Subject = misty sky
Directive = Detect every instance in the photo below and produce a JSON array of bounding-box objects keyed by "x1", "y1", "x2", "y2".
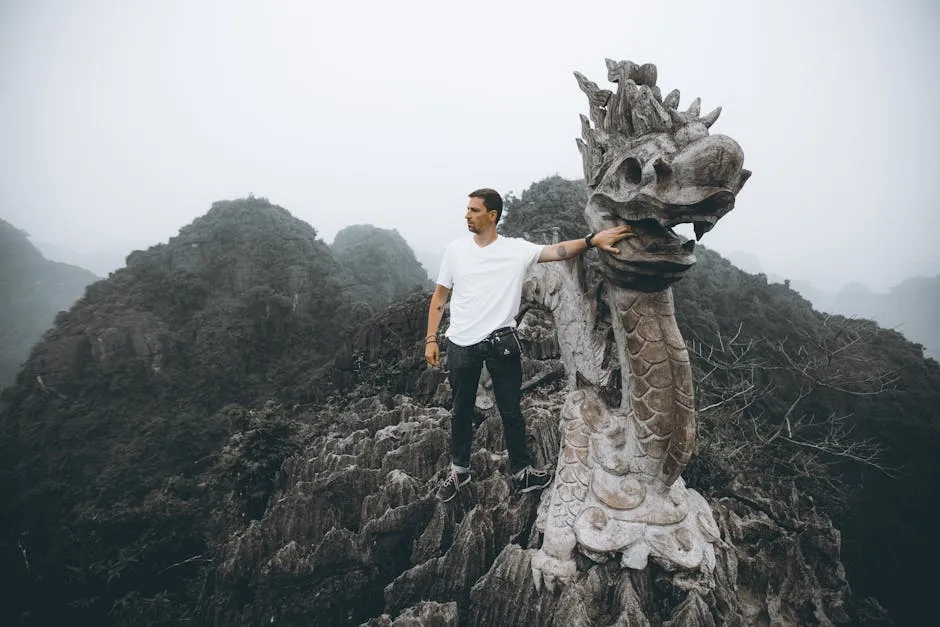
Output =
[{"x1": 2, "y1": 0, "x2": 938, "y2": 291}]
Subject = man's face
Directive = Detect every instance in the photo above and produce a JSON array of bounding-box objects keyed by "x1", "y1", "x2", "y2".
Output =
[{"x1": 465, "y1": 196, "x2": 495, "y2": 233}]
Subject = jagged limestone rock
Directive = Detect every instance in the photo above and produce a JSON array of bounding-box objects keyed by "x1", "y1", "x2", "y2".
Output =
[
  {"x1": 202, "y1": 383, "x2": 868, "y2": 625},
  {"x1": 364, "y1": 601, "x2": 458, "y2": 627},
  {"x1": 525, "y1": 59, "x2": 749, "y2": 591}
]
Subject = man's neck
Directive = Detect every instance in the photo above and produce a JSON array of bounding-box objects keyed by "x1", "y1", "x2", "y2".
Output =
[{"x1": 473, "y1": 228, "x2": 498, "y2": 247}]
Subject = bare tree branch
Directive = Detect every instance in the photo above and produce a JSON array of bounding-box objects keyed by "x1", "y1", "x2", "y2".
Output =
[{"x1": 688, "y1": 321, "x2": 900, "y2": 504}]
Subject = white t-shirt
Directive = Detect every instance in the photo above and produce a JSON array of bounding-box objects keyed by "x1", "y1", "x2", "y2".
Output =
[{"x1": 436, "y1": 235, "x2": 544, "y2": 346}]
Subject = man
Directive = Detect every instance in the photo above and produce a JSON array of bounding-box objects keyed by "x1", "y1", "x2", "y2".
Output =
[{"x1": 425, "y1": 187, "x2": 632, "y2": 502}]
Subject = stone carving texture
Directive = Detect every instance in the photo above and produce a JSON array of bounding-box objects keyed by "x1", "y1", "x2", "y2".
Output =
[{"x1": 527, "y1": 59, "x2": 750, "y2": 589}]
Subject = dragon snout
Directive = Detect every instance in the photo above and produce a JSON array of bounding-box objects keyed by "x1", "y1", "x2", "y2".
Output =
[{"x1": 669, "y1": 134, "x2": 747, "y2": 191}]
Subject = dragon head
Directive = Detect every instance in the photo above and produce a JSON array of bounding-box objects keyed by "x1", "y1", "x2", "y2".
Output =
[{"x1": 577, "y1": 60, "x2": 750, "y2": 291}]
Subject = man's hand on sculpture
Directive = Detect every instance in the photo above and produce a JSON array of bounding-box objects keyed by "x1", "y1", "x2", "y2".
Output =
[
  {"x1": 425, "y1": 339, "x2": 440, "y2": 367},
  {"x1": 592, "y1": 225, "x2": 635, "y2": 254}
]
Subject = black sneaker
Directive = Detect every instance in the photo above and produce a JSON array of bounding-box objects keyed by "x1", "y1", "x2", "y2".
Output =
[
  {"x1": 514, "y1": 466, "x2": 552, "y2": 493},
  {"x1": 437, "y1": 469, "x2": 471, "y2": 502}
]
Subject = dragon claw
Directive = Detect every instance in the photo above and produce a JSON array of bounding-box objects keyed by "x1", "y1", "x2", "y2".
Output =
[{"x1": 530, "y1": 549, "x2": 577, "y2": 592}]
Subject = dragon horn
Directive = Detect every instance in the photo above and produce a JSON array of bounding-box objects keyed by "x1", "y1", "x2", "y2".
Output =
[
  {"x1": 574, "y1": 71, "x2": 598, "y2": 98},
  {"x1": 663, "y1": 89, "x2": 680, "y2": 110},
  {"x1": 574, "y1": 72, "x2": 610, "y2": 108},
  {"x1": 637, "y1": 63, "x2": 658, "y2": 86},
  {"x1": 579, "y1": 113, "x2": 592, "y2": 138},
  {"x1": 700, "y1": 106, "x2": 722, "y2": 128},
  {"x1": 606, "y1": 58, "x2": 637, "y2": 83},
  {"x1": 667, "y1": 108, "x2": 685, "y2": 126},
  {"x1": 686, "y1": 97, "x2": 701, "y2": 117}
]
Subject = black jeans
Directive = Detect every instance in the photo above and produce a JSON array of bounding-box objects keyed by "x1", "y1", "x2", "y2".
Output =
[{"x1": 446, "y1": 331, "x2": 531, "y2": 474}]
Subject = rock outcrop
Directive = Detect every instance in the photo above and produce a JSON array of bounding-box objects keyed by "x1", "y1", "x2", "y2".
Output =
[
  {"x1": 203, "y1": 312, "x2": 883, "y2": 625},
  {"x1": 332, "y1": 224, "x2": 433, "y2": 315}
]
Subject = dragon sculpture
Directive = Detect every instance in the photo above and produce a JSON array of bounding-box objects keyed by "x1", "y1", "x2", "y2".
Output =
[{"x1": 522, "y1": 59, "x2": 750, "y2": 590}]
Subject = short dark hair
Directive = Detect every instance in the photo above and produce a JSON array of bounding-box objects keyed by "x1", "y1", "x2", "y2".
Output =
[{"x1": 468, "y1": 188, "x2": 503, "y2": 223}]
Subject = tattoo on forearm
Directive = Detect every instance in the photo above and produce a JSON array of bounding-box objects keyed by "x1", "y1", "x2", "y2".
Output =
[
  {"x1": 556, "y1": 245, "x2": 568, "y2": 259},
  {"x1": 436, "y1": 304, "x2": 444, "y2": 312}
]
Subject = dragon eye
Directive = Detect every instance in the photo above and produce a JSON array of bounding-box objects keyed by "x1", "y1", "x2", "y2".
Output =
[
  {"x1": 620, "y1": 157, "x2": 642, "y2": 185},
  {"x1": 653, "y1": 158, "x2": 672, "y2": 182}
]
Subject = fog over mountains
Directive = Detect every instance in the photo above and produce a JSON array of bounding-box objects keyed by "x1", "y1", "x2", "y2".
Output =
[
  {"x1": 727, "y1": 250, "x2": 939, "y2": 360},
  {"x1": 0, "y1": 219, "x2": 99, "y2": 386},
  {"x1": 23, "y1": 232, "x2": 939, "y2": 363}
]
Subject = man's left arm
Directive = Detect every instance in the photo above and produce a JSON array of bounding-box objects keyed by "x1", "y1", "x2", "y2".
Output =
[{"x1": 537, "y1": 225, "x2": 634, "y2": 263}]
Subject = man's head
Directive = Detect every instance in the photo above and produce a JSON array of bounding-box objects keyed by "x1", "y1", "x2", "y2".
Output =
[{"x1": 466, "y1": 188, "x2": 503, "y2": 234}]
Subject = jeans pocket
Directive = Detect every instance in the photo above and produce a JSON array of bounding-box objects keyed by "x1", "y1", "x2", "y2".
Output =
[{"x1": 445, "y1": 338, "x2": 472, "y2": 370}]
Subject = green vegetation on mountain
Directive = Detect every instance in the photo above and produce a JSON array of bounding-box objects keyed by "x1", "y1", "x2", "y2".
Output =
[
  {"x1": 0, "y1": 197, "x2": 430, "y2": 625},
  {"x1": 673, "y1": 251, "x2": 940, "y2": 620},
  {"x1": 331, "y1": 224, "x2": 431, "y2": 315},
  {"x1": 499, "y1": 174, "x2": 590, "y2": 242},
  {"x1": 0, "y1": 219, "x2": 98, "y2": 387}
]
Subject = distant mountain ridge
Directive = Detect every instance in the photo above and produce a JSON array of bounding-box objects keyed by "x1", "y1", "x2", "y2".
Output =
[
  {"x1": 0, "y1": 218, "x2": 98, "y2": 386},
  {"x1": 808, "y1": 277, "x2": 940, "y2": 359},
  {"x1": 331, "y1": 224, "x2": 432, "y2": 314},
  {"x1": 34, "y1": 240, "x2": 130, "y2": 278},
  {"x1": 725, "y1": 251, "x2": 939, "y2": 360}
]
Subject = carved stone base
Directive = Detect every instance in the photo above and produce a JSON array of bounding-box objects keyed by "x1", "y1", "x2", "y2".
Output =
[{"x1": 531, "y1": 388, "x2": 719, "y2": 590}]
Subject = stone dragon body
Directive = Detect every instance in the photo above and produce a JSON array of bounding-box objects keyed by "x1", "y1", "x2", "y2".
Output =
[{"x1": 521, "y1": 59, "x2": 750, "y2": 589}]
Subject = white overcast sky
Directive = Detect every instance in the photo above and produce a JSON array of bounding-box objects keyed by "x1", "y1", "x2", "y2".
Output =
[{"x1": 2, "y1": 0, "x2": 938, "y2": 291}]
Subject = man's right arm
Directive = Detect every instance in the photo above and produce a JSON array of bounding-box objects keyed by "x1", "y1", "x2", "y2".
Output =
[{"x1": 425, "y1": 284, "x2": 450, "y2": 366}]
